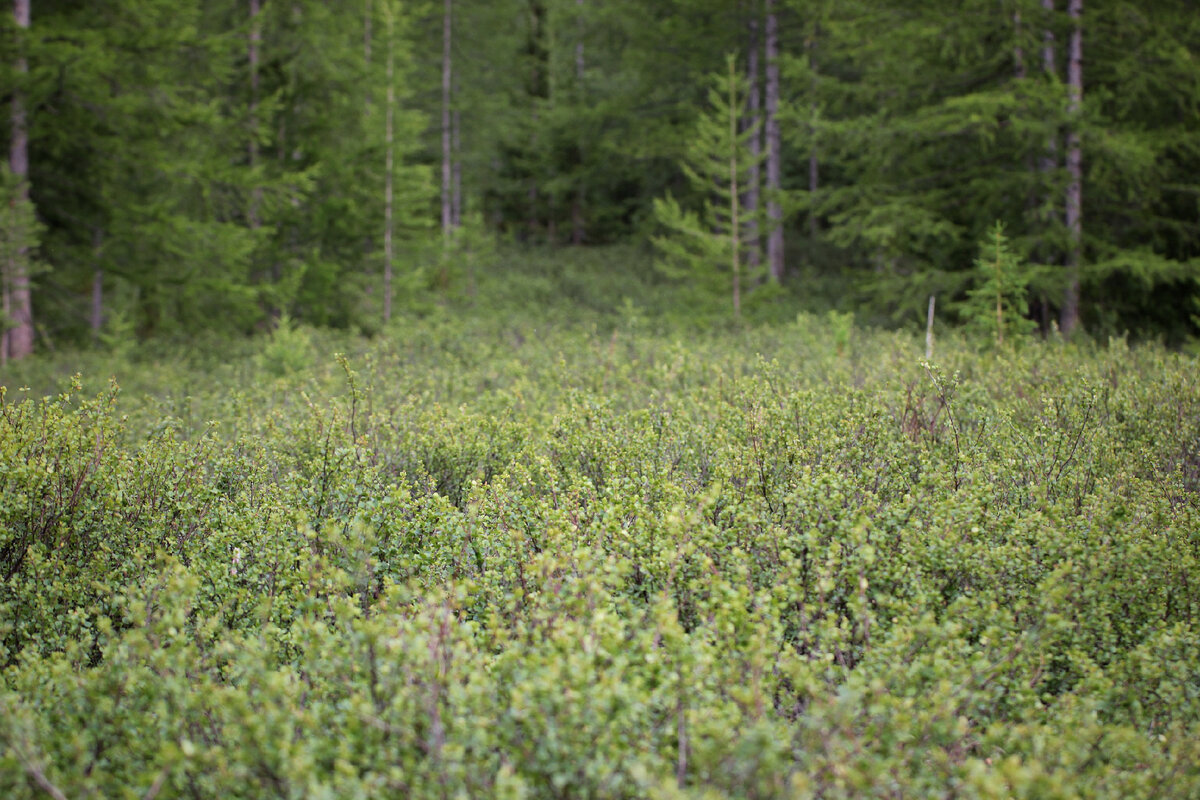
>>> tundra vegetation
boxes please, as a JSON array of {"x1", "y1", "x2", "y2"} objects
[{"x1": 1, "y1": 253, "x2": 1198, "y2": 798}]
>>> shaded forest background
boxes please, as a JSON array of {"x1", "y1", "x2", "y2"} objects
[{"x1": 2, "y1": 0, "x2": 1198, "y2": 360}]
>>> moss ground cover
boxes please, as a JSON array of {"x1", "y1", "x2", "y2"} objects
[{"x1": 1, "y1": 314, "x2": 1198, "y2": 798}]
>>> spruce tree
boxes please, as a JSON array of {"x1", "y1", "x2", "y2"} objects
[{"x1": 653, "y1": 54, "x2": 765, "y2": 317}]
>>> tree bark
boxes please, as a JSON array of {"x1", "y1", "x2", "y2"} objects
[
  {"x1": 1032, "y1": 0, "x2": 1059, "y2": 332},
  {"x1": 6, "y1": 0, "x2": 33, "y2": 361},
  {"x1": 527, "y1": 0, "x2": 548, "y2": 238},
  {"x1": 441, "y1": 0, "x2": 453, "y2": 238},
  {"x1": 764, "y1": 0, "x2": 784, "y2": 282},
  {"x1": 248, "y1": 0, "x2": 262, "y2": 230},
  {"x1": 575, "y1": 0, "x2": 584, "y2": 78},
  {"x1": 745, "y1": 4, "x2": 761, "y2": 269},
  {"x1": 1, "y1": 270, "x2": 8, "y2": 367},
  {"x1": 452, "y1": 108, "x2": 462, "y2": 228},
  {"x1": 571, "y1": 0, "x2": 585, "y2": 245},
  {"x1": 363, "y1": 0, "x2": 371, "y2": 64},
  {"x1": 1013, "y1": 8, "x2": 1025, "y2": 80},
  {"x1": 7, "y1": 0, "x2": 33, "y2": 360},
  {"x1": 1062, "y1": 0, "x2": 1082, "y2": 336},
  {"x1": 383, "y1": 6, "x2": 395, "y2": 323},
  {"x1": 729, "y1": 56, "x2": 741, "y2": 319},
  {"x1": 1040, "y1": 1, "x2": 1057, "y2": 199},
  {"x1": 807, "y1": 21, "x2": 819, "y2": 238},
  {"x1": 91, "y1": 228, "x2": 103, "y2": 342}
]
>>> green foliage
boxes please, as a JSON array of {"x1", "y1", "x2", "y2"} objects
[
  {"x1": 653, "y1": 53, "x2": 766, "y2": 316},
  {"x1": 959, "y1": 222, "x2": 1038, "y2": 345},
  {"x1": 255, "y1": 312, "x2": 315, "y2": 376},
  {"x1": 1, "y1": 316, "x2": 1198, "y2": 798}
]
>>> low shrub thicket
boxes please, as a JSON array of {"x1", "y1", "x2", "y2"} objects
[{"x1": 1, "y1": 316, "x2": 1198, "y2": 798}]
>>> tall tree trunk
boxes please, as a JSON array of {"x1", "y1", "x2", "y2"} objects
[
  {"x1": 6, "y1": 0, "x2": 33, "y2": 361},
  {"x1": 363, "y1": 0, "x2": 371, "y2": 63},
  {"x1": 571, "y1": 0, "x2": 585, "y2": 245},
  {"x1": 745, "y1": 4, "x2": 761, "y2": 270},
  {"x1": 527, "y1": 0, "x2": 548, "y2": 239},
  {"x1": 729, "y1": 56, "x2": 741, "y2": 319},
  {"x1": 1037, "y1": 0, "x2": 1058, "y2": 330},
  {"x1": 764, "y1": 0, "x2": 784, "y2": 282},
  {"x1": 1040, "y1": 0, "x2": 1057, "y2": 178},
  {"x1": 452, "y1": 108, "x2": 462, "y2": 228},
  {"x1": 364, "y1": 0, "x2": 372, "y2": 114},
  {"x1": 91, "y1": 228, "x2": 103, "y2": 342},
  {"x1": 383, "y1": 7, "x2": 395, "y2": 323},
  {"x1": 441, "y1": 0, "x2": 453, "y2": 238},
  {"x1": 807, "y1": 21, "x2": 819, "y2": 238},
  {"x1": 1062, "y1": 0, "x2": 1082, "y2": 336},
  {"x1": 1, "y1": 270, "x2": 8, "y2": 367},
  {"x1": 1014, "y1": 8, "x2": 1025, "y2": 79},
  {"x1": 248, "y1": 0, "x2": 262, "y2": 230}
]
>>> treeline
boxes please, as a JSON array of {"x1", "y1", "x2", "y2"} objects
[{"x1": 1, "y1": 0, "x2": 1198, "y2": 358}]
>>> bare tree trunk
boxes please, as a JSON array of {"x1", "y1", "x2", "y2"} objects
[
  {"x1": 383, "y1": 8, "x2": 396, "y2": 323},
  {"x1": 807, "y1": 21, "x2": 819, "y2": 238},
  {"x1": 441, "y1": 0, "x2": 453, "y2": 239},
  {"x1": 1014, "y1": 8, "x2": 1025, "y2": 79},
  {"x1": 745, "y1": 4, "x2": 761, "y2": 270},
  {"x1": 729, "y1": 56, "x2": 741, "y2": 319},
  {"x1": 452, "y1": 108, "x2": 462, "y2": 228},
  {"x1": 249, "y1": 0, "x2": 262, "y2": 230},
  {"x1": 571, "y1": 0, "x2": 585, "y2": 245},
  {"x1": 1033, "y1": 0, "x2": 1059, "y2": 333},
  {"x1": 527, "y1": 0, "x2": 548, "y2": 239},
  {"x1": 363, "y1": 0, "x2": 371, "y2": 63},
  {"x1": 7, "y1": 0, "x2": 34, "y2": 361},
  {"x1": 1, "y1": 270, "x2": 8, "y2": 367},
  {"x1": 575, "y1": 0, "x2": 584, "y2": 76},
  {"x1": 1062, "y1": 0, "x2": 1082, "y2": 336},
  {"x1": 925, "y1": 295, "x2": 936, "y2": 360},
  {"x1": 764, "y1": 0, "x2": 784, "y2": 282},
  {"x1": 91, "y1": 228, "x2": 103, "y2": 342},
  {"x1": 1040, "y1": 0, "x2": 1057, "y2": 203}
]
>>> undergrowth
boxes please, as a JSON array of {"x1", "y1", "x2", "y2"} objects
[{"x1": 1, "y1": 311, "x2": 1198, "y2": 799}]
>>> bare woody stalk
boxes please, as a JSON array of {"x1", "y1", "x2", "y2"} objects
[
  {"x1": 249, "y1": 0, "x2": 262, "y2": 230},
  {"x1": 6, "y1": 0, "x2": 34, "y2": 361},
  {"x1": 1037, "y1": 0, "x2": 1058, "y2": 331},
  {"x1": 364, "y1": 0, "x2": 371, "y2": 84},
  {"x1": 764, "y1": 0, "x2": 784, "y2": 282},
  {"x1": 452, "y1": 109, "x2": 462, "y2": 228},
  {"x1": 926, "y1": 295, "x2": 935, "y2": 359},
  {"x1": 91, "y1": 228, "x2": 103, "y2": 342},
  {"x1": 1040, "y1": 0, "x2": 1057, "y2": 240},
  {"x1": 1013, "y1": 8, "x2": 1025, "y2": 79},
  {"x1": 571, "y1": 0, "x2": 585, "y2": 244},
  {"x1": 729, "y1": 55, "x2": 741, "y2": 319},
  {"x1": 441, "y1": 0, "x2": 453, "y2": 240},
  {"x1": 744, "y1": 2, "x2": 761, "y2": 269},
  {"x1": 1062, "y1": 0, "x2": 1083, "y2": 336},
  {"x1": 383, "y1": 3, "x2": 396, "y2": 323},
  {"x1": 808, "y1": 19, "x2": 819, "y2": 237}
]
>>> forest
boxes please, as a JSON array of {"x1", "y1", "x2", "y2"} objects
[
  {"x1": 2, "y1": 2, "x2": 1200, "y2": 799},
  {"x1": 0, "y1": 0, "x2": 1198, "y2": 355}
]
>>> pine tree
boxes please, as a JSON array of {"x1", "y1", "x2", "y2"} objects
[
  {"x1": 653, "y1": 54, "x2": 765, "y2": 317},
  {"x1": 959, "y1": 222, "x2": 1036, "y2": 345}
]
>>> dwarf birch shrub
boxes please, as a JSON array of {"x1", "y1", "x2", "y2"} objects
[{"x1": 1, "y1": 317, "x2": 1198, "y2": 798}]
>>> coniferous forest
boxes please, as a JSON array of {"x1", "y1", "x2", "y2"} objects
[
  {"x1": 2, "y1": 2, "x2": 1200, "y2": 799},
  {"x1": 0, "y1": 0, "x2": 1198, "y2": 350}
]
